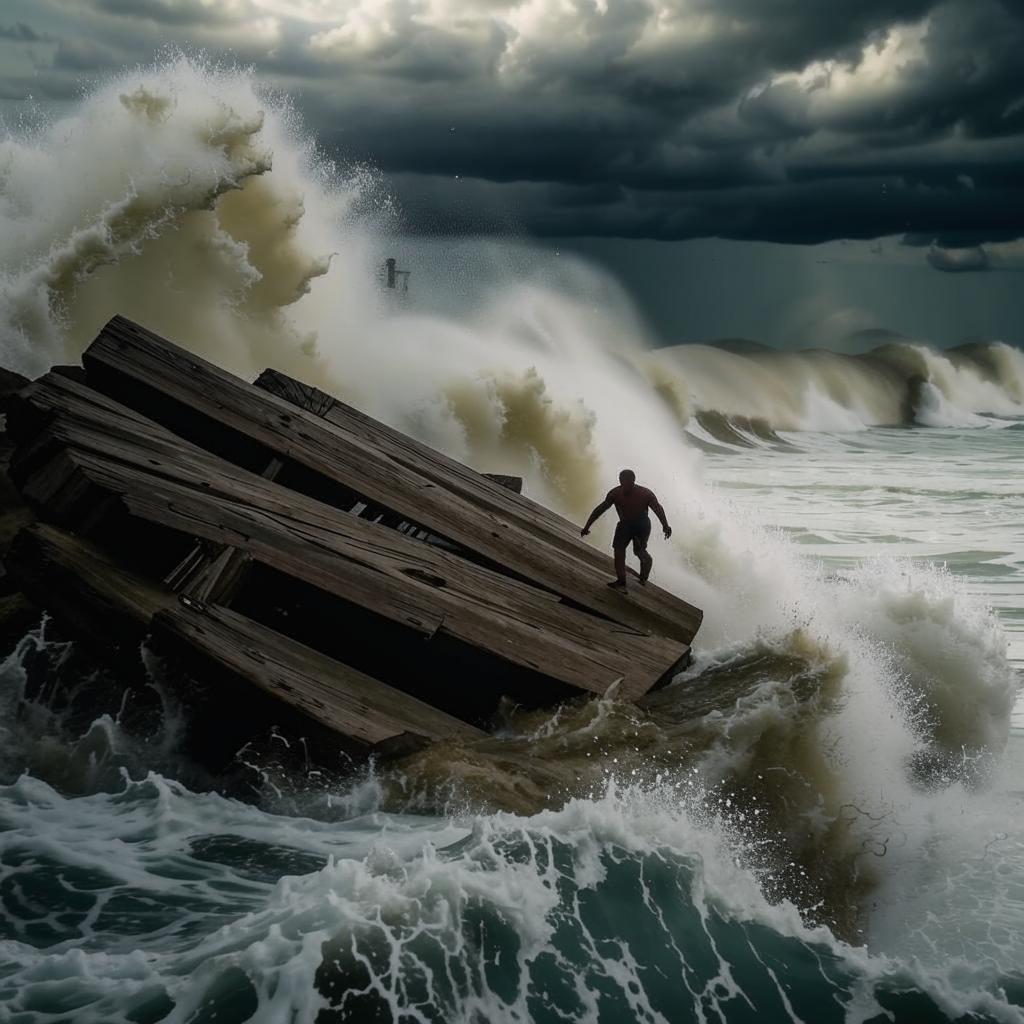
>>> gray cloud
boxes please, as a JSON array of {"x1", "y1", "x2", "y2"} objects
[
  {"x1": 294, "y1": 0, "x2": 1024, "y2": 250},
  {"x1": 5, "y1": 0, "x2": 1024, "y2": 255},
  {"x1": 52, "y1": 38, "x2": 125, "y2": 72},
  {"x1": 923, "y1": 237, "x2": 1024, "y2": 271},
  {"x1": 93, "y1": 0, "x2": 259, "y2": 27}
]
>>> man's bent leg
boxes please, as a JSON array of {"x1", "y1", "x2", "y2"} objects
[
  {"x1": 639, "y1": 552, "x2": 653, "y2": 583},
  {"x1": 634, "y1": 538, "x2": 653, "y2": 583}
]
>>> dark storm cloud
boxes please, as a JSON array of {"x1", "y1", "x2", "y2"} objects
[
  {"x1": 388, "y1": 166, "x2": 1024, "y2": 247},
  {"x1": 911, "y1": 235, "x2": 1024, "y2": 272},
  {"x1": 738, "y1": 0, "x2": 1024, "y2": 145},
  {"x1": 5, "y1": 0, "x2": 1024, "y2": 253},
  {"x1": 92, "y1": 0, "x2": 258, "y2": 27},
  {"x1": 297, "y1": 0, "x2": 1024, "y2": 250}
]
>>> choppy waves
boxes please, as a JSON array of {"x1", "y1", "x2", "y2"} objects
[{"x1": 3, "y1": 770, "x2": 1023, "y2": 1024}]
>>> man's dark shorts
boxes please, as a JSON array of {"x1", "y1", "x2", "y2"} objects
[{"x1": 613, "y1": 515, "x2": 652, "y2": 550}]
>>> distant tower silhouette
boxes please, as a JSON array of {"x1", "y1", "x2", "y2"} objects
[{"x1": 381, "y1": 257, "x2": 410, "y2": 294}]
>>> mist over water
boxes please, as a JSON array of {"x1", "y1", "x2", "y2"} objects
[{"x1": 1, "y1": 57, "x2": 1023, "y2": 1022}]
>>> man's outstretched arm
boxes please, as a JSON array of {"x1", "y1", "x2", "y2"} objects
[
  {"x1": 649, "y1": 496, "x2": 672, "y2": 539},
  {"x1": 581, "y1": 496, "x2": 613, "y2": 536}
]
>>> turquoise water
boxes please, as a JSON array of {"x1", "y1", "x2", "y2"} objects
[{"x1": 2, "y1": 773, "x2": 1021, "y2": 1024}]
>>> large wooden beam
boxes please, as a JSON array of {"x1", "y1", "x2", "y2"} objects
[
  {"x1": 5, "y1": 522, "x2": 173, "y2": 649},
  {"x1": 256, "y1": 368, "x2": 574, "y2": 544},
  {"x1": 83, "y1": 317, "x2": 701, "y2": 644},
  {"x1": 483, "y1": 474, "x2": 523, "y2": 494},
  {"x1": 5, "y1": 457, "x2": 482, "y2": 759},
  {"x1": 152, "y1": 598, "x2": 485, "y2": 748},
  {"x1": 20, "y1": 441, "x2": 687, "y2": 699}
]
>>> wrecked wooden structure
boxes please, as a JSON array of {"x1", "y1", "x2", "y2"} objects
[{"x1": 2, "y1": 316, "x2": 702, "y2": 767}]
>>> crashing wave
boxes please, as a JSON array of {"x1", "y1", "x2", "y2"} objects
[{"x1": 644, "y1": 340, "x2": 1024, "y2": 435}]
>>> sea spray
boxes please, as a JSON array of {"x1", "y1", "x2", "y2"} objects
[{"x1": 0, "y1": 55, "x2": 371, "y2": 380}]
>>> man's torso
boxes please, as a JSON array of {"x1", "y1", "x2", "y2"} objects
[{"x1": 608, "y1": 484, "x2": 654, "y2": 522}]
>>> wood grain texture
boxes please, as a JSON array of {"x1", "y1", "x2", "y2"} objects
[
  {"x1": 22, "y1": 443, "x2": 687, "y2": 698},
  {"x1": 86, "y1": 317, "x2": 702, "y2": 644},
  {"x1": 6, "y1": 521, "x2": 174, "y2": 646},
  {"x1": 5, "y1": 316, "x2": 702, "y2": 758},
  {"x1": 153, "y1": 599, "x2": 484, "y2": 746}
]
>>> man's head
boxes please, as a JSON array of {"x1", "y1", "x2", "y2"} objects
[{"x1": 619, "y1": 469, "x2": 636, "y2": 491}]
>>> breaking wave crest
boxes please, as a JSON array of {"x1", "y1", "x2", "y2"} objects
[{"x1": 647, "y1": 340, "x2": 1024, "y2": 445}]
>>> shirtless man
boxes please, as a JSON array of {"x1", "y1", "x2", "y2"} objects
[{"x1": 580, "y1": 469, "x2": 672, "y2": 590}]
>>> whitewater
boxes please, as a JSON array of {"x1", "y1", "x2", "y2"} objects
[{"x1": 0, "y1": 58, "x2": 1022, "y2": 1023}]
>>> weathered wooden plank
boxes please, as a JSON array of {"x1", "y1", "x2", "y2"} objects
[
  {"x1": 120, "y1": 458, "x2": 681, "y2": 697},
  {"x1": 5, "y1": 522, "x2": 174, "y2": 647},
  {"x1": 19, "y1": 448, "x2": 108, "y2": 522},
  {"x1": 88, "y1": 319, "x2": 688, "y2": 638},
  {"x1": 15, "y1": 357, "x2": 697, "y2": 653},
  {"x1": 7, "y1": 372, "x2": 204, "y2": 491},
  {"x1": 5, "y1": 436, "x2": 481, "y2": 759},
  {"x1": 10, "y1": 373, "x2": 692, "y2": 688},
  {"x1": 6, "y1": 369, "x2": 153, "y2": 447},
  {"x1": 253, "y1": 371, "x2": 336, "y2": 417},
  {"x1": 85, "y1": 317, "x2": 701, "y2": 644},
  {"x1": 258, "y1": 368, "x2": 608, "y2": 564},
  {"x1": 153, "y1": 598, "x2": 484, "y2": 747},
  {"x1": 172, "y1": 455, "x2": 285, "y2": 601},
  {"x1": 23, "y1": 443, "x2": 687, "y2": 698},
  {"x1": 10, "y1": 376, "x2": 271, "y2": 499}
]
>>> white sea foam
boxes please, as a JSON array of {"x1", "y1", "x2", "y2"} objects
[
  {"x1": 1, "y1": 773, "x2": 1020, "y2": 1023},
  {"x1": 914, "y1": 381, "x2": 1001, "y2": 428}
]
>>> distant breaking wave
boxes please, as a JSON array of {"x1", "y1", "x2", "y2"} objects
[{"x1": 643, "y1": 340, "x2": 1024, "y2": 447}]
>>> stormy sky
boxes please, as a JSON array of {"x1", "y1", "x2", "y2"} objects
[{"x1": 2, "y1": 0, "x2": 1022, "y2": 346}]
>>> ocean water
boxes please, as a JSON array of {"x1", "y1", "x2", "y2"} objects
[{"x1": 1, "y1": 58, "x2": 1023, "y2": 1023}]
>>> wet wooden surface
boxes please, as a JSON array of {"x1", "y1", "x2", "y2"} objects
[
  {"x1": 154, "y1": 598, "x2": 485, "y2": 747},
  {"x1": 4, "y1": 314, "x2": 704, "y2": 756},
  {"x1": 19, "y1": 441, "x2": 687, "y2": 699},
  {"x1": 86, "y1": 316, "x2": 702, "y2": 644},
  {"x1": 6, "y1": 521, "x2": 173, "y2": 648}
]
